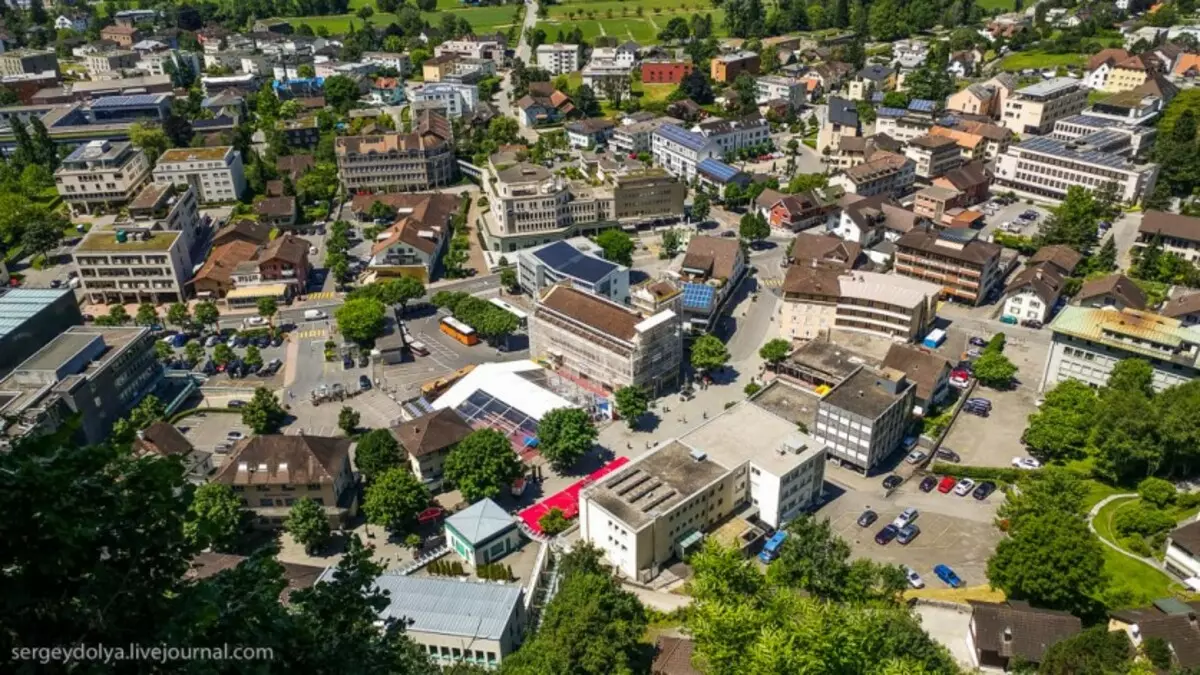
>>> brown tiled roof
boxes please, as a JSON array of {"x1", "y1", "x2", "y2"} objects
[
  {"x1": 908, "y1": 134, "x2": 959, "y2": 150},
  {"x1": 1171, "y1": 520, "x2": 1200, "y2": 557},
  {"x1": 186, "y1": 552, "x2": 324, "y2": 604},
  {"x1": 1141, "y1": 614, "x2": 1200, "y2": 669},
  {"x1": 214, "y1": 435, "x2": 351, "y2": 487},
  {"x1": 956, "y1": 120, "x2": 1010, "y2": 142},
  {"x1": 102, "y1": 24, "x2": 139, "y2": 35},
  {"x1": 652, "y1": 637, "x2": 701, "y2": 675},
  {"x1": 1005, "y1": 262, "x2": 1066, "y2": 306},
  {"x1": 1075, "y1": 273, "x2": 1147, "y2": 310},
  {"x1": 276, "y1": 153, "x2": 315, "y2": 179},
  {"x1": 265, "y1": 180, "x2": 285, "y2": 197},
  {"x1": 255, "y1": 196, "x2": 296, "y2": 218},
  {"x1": 371, "y1": 216, "x2": 444, "y2": 257},
  {"x1": 390, "y1": 408, "x2": 473, "y2": 459},
  {"x1": 297, "y1": 96, "x2": 326, "y2": 109},
  {"x1": 781, "y1": 263, "x2": 842, "y2": 296},
  {"x1": 1141, "y1": 210, "x2": 1200, "y2": 243},
  {"x1": 194, "y1": 240, "x2": 260, "y2": 286},
  {"x1": 132, "y1": 420, "x2": 194, "y2": 457},
  {"x1": 881, "y1": 344, "x2": 950, "y2": 403},
  {"x1": 682, "y1": 236, "x2": 741, "y2": 281},
  {"x1": 260, "y1": 232, "x2": 310, "y2": 266},
  {"x1": 415, "y1": 109, "x2": 453, "y2": 140},
  {"x1": 1029, "y1": 244, "x2": 1083, "y2": 274},
  {"x1": 349, "y1": 192, "x2": 460, "y2": 231},
  {"x1": 936, "y1": 160, "x2": 990, "y2": 191},
  {"x1": 791, "y1": 233, "x2": 862, "y2": 269},
  {"x1": 1088, "y1": 48, "x2": 1130, "y2": 71},
  {"x1": 969, "y1": 601, "x2": 1082, "y2": 664},
  {"x1": 844, "y1": 151, "x2": 909, "y2": 182},
  {"x1": 897, "y1": 226, "x2": 1001, "y2": 266},
  {"x1": 213, "y1": 219, "x2": 272, "y2": 247},
  {"x1": 754, "y1": 187, "x2": 786, "y2": 210},
  {"x1": 1162, "y1": 292, "x2": 1200, "y2": 319},
  {"x1": 538, "y1": 284, "x2": 642, "y2": 341}
]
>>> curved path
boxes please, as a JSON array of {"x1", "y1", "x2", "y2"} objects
[{"x1": 1087, "y1": 494, "x2": 1167, "y2": 572}]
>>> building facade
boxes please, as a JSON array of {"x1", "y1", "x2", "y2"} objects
[
  {"x1": 54, "y1": 140, "x2": 151, "y2": 214},
  {"x1": 995, "y1": 133, "x2": 1158, "y2": 204},
  {"x1": 814, "y1": 365, "x2": 915, "y2": 472},
  {"x1": 710, "y1": 51, "x2": 759, "y2": 83},
  {"x1": 151, "y1": 146, "x2": 246, "y2": 203},
  {"x1": 335, "y1": 129, "x2": 456, "y2": 193},
  {"x1": 516, "y1": 238, "x2": 630, "y2": 303},
  {"x1": 894, "y1": 227, "x2": 1002, "y2": 306},
  {"x1": 778, "y1": 268, "x2": 940, "y2": 342},
  {"x1": 1001, "y1": 77, "x2": 1088, "y2": 135},
  {"x1": 215, "y1": 435, "x2": 357, "y2": 528},
  {"x1": 904, "y1": 134, "x2": 963, "y2": 180},
  {"x1": 651, "y1": 124, "x2": 720, "y2": 181},
  {"x1": 536, "y1": 43, "x2": 580, "y2": 75}
]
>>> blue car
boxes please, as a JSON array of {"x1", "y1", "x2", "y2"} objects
[{"x1": 934, "y1": 564, "x2": 963, "y2": 588}]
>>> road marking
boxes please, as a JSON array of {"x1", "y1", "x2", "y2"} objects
[
  {"x1": 295, "y1": 329, "x2": 328, "y2": 340},
  {"x1": 307, "y1": 291, "x2": 336, "y2": 300},
  {"x1": 759, "y1": 278, "x2": 783, "y2": 288}
]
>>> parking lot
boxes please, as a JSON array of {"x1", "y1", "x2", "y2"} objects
[
  {"x1": 979, "y1": 200, "x2": 1054, "y2": 241},
  {"x1": 816, "y1": 473, "x2": 1003, "y2": 588},
  {"x1": 177, "y1": 412, "x2": 254, "y2": 465}
]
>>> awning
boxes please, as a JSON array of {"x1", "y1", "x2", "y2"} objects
[{"x1": 225, "y1": 283, "x2": 289, "y2": 300}]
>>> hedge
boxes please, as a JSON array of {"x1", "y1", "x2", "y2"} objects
[
  {"x1": 169, "y1": 407, "x2": 241, "y2": 424},
  {"x1": 929, "y1": 462, "x2": 1025, "y2": 484}
]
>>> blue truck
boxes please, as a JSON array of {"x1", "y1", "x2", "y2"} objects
[
  {"x1": 759, "y1": 531, "x2": 788, "y2": 564},
  {"x1": 923, "y1": 329, "x2": 947, "y2": 349}
]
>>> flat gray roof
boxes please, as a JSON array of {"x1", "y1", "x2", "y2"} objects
[
  {"x1": 587, "y1": 440, "x2": 730, "y2": 529},
  {"x1": 1016, "y1": 77, "x2": 1080, "y2": 99},
  {"x1": 370, "y1": 575, "x2": 522, "y2": 640},
  {"x1": 681, "y1": 401, "x2": 825, "y2": 475},
  {"x1": 821, "y1": 366, "x2": 912, "y2": 419},
  {"x1": 19, "y1": 326, "x2": 142, "y2": 373}
]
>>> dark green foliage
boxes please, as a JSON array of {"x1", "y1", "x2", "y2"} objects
[{"x1": 1038, "y1": 625, "x2": 1134, "y2": 675}]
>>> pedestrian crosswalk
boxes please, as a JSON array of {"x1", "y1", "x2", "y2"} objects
[
  {"x1": 307, "y1": 291, "x2": 336, "y2": 300},
  {"x1": 294, "y1": 328, "x2": 328, "y2": 340},
  {"x1": 760, "y1": 277, "x2": 784, "y2": 288}
]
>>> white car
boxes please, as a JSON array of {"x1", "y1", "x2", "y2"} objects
[
  {"x1": 246, "y1": 316, "x2": 267, "y2": 326},
  {"x1": 227, "y1": 431, "x2": 245, "y2": 440},
  {"x1": 953, "y1": 478, "x2": 976, "y2": 496},
  {"x1": 893, "y1": 507, "x2": 919, "y2": 529},
  {"x1": 905, "y1": 566, "x2": 925, "y2": 589},
  {"x1": 1012, "y1": 457, "x2": 1042, "y2": 470},
  {"x1": 905, "y1": 450, "x2": 927, "y2": 464}
]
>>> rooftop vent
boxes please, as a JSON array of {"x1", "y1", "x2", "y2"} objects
[{"x1": 689, "y1": 449, "x2": 707, "y2": 462}]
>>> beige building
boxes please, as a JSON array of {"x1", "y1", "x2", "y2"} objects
[
  {"x1": 779, "y1": 267, "x2": 940, "y2": 342},
  {"x1": 54, "y1": 140, "x2": 151, "y2": 214},
  {"x1": 579, "y1": 401, "x2": 827, "y2": 581},
  {"x1": 85, "y1": 50, "x2": 139, "y2": 76},
  {"x1": 152, "y1": 146, "x2": 247, "y2": 203},
  {"x1": 1136, "y1": 210, "x2": 1200, "y2": 263},
  {"x1": 829, "y1": 151, "x2": 915, "y2": 198},
  {"x1": 1001, "y1": 77, "x2": 1088, "y2": 135},
  {"x1": 0, "y1": 49, "x2": 58, "y2": 77},
  {"x1": 214, "y1": 434, "x2": 358, "y2": 528},
  {"x1": 536, "y1": 43, "x2": 580, "y2": 75},
  {"x1": 531, "y1": 285, "x2": 682, "y2": 394},
  {"x1": 389, "y1": 408, "x2": 474, "y2": 491},
  {"x1": 335, "y1": 120, "x2": 456, "y2": 193},
  {"x1": 894, "y1": 227, "x2": 1003, "y2": 306},
  {"x1": 904, "y1": 134, "x2": 963, "y2": 180}
]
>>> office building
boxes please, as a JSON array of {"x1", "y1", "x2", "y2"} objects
[
  {"x1": 612, "y1": 116, "x2": 679, "y2": 155},
  {"x1": 1001, "y1": 77, "x2": 1088, "y2": 135},
  {"x1": 0, "y1": 50, "x2": 58, "y2": 77},
  {"x1": 0, "y1": 289, "x2": 83, "y2": 379},
  {"x1": 1136, "y1": 210, "x2": 1200, "y2": 263},
  {"x1": 894, "y1": 226, "x2": 1003, "y2": 306},
  {"x1": 828, "y1": 151, "x2": 915, "y2": 198},
  {"x1": 814, "y1": 365, "x2": 915, "y2": 472},
  {"x1": 579, "y1": 400, "x2": 826, "y2": 580},
  {"x1": 536, "y1": 43, "x2": 580, "y2": 75},
  {"x1": 651, "y1": 124, "x2": 720, "y2": 181},
  {"x1": 54, "y1": 140, "x2": 152, "y2": 214},
  {"x1": 334, "y1": 117, "x2": 456, "y2": 193},
  {"x1": 530, "y1": 284, "x2": 682, "y2": 394},
  {"x1": 215, "y1": 434, "x2": 357, "y2": 527},
  {"x1": 408, "y1": 81, "x2": 477, "y2": 119},
  {"x1": 710, "y1": 51, "x2": 759, "y2": 83},
  {"x1": 779, "y1": 268, "x2": 939, "y2": 342},
  {"x1": 995, "y1": 133, "x2": 1158, "y2": 204},
  {"x1": 904, "y1": 134, "x2": 963, "y2": 180},
  {"x1": 755, "y1": 75, "x2": 806, "y2": 107},
  {"x1": 517, "y1": 237, "x2": 630, "y2": 303},
  {"x1": 641, "y1": 60, "x2": 692, "y2": 85},
  {"x1": 152, "y1": 146, "x2": 246, "y2": 203},
  {"x1": 84, "y1": 50, "x2": 139, "y2": 76},
  {"x1": 1041, "y1": 306, "x2": 1200, "y2": 393},
  {"x1": 0, "y1": 326, "x2": 160, "y2": 448},
  {"x1": 695, "y1": 114, "x2": 770, "y2": 156},
  {"x1": 1052, "y1": 112, "x2": 1157, "y2": 158}
]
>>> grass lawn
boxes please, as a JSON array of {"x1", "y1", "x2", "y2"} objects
[
  {"x1": 537, "y1": 6, "x2": 726, "y2": 43},
  {"x1": 1092, "y1": 495, "x2": 1137, "y2": 548},
  {"x1": 633, "y1": 81, "x2": 675, "y2": 102},
  {"x1": 1103, "y1": 548, "x2": 1182, "y2": 608},
  {"x1": 999, "y1": 50, "x2": 1086, "y2": 72},
  {"x1": 977, "y1": 0, "x2": 1016, "y2": 10},
  {"x1": 1082, "y1": 478, "x2": 1125, "y2": 512},
  {"x1": 280, "y1": 3, "x2": 523, "y2": 35}
]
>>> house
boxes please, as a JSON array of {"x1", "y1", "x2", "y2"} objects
[
  {"x1": 1163, "y1": 292, "x2": 1200, "y2": 328},
  {"x1": 187, "y1": 552, "x2": 322, "y2": 603},
  {"x1": 193, "y1": 230, "x2": 311, "y2": 303},
  {"x1": 1074, "y1": 273, "x2": 1146, "y2": 311},
  {"x1": 829, "y1": 151, "x2": 914, "y2": 199},
  {"x1": 132, "y1": 420, "x2": 212, "y2": 484},
  {"x1": 213, "y1": 434, "x2": 357, "y2": 528},
  {"x1": 881, "y1": 343, "x2": 951, "y2": 414},
  {"x1": 947, "y1": 83, "x2": 998, "y2": 118},
  {"x1": 892, "y1": 40, "x2": 928, "y2": 70},
  {"x1": 1137, "y1": 210, "x2": 1200, "y2": 263},
  {"x1": 761, "y1": 191, "x2": 837, "y2": 232},
  {"x1": 1002, "y1": 262, "x2": 1067, "y2": 325},
  {"x1": 566, "y1": 117, "x2": 616, "y2": 149},
  {"x1": 1085, "y1": 48, "x2": 1130, "y2": 91},
  {"x1": 354, "y1": 192, "x2": 459, "y2": 283},
  {"x1": 809, "y1": 61, "x2": 854, "y2": 91},
  {"x1": 677, "y1": 235, "x2": 746, "y2": 332},
  {"x1": 444, "y1": 498, "x2": 521, "y2": 566},
  {"x1": 789, "y1": 232, "x2": 864, "y2": 269},
  {"x1": 848, "y1": 64, "x2": 894, "y2": 101},
  {"x1": 968, "y1": 601, "x2": 1082, "y2": 671},
  {"x1": 101, "y1": 24, "x2": 142, "y2": 48},
  {"x1": 818, "y1": 96, "x2": 861, "y2": 155},
  {"x1": 933, "y1": 161, "x2": 990, "y2": 206},
  {"x1": 55, "y1": 13, "x2": 89, "y2": 32},
  {"x1": 831, "y1": 193, "x2": 919, "y2": 249},
  {"x1": 515, "y1": 88, "x2": 574, "y2": 127},
  {"x1": 370, "y1": 77, "x2": 405, "y2": 105},
  {"x1": 1109, "y1": 598, "x2": 1200, "y2": 672},
  {"x1": 390, "y1": 408, "x2": 474, "y2": 490},
  {"x1": 254, "y1": 196, "x2": 297, "y2": 229},
  {"x1": 947, "y1": 50, "x2": 982, "y2": 78}
]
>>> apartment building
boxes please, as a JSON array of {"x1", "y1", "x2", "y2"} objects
[
  {"x1": 54, "y1": 140, "x2": 151, "y2": 214},
  {"x1": 874, "y1": 108, "x2": 934, "y2": 143},
  {"x1": 408, "y1": 81, "x2": 478, "y2": 118},
  {"x1": 1136, "y1": 210, "x2": 1200, "y2": 263},
  {"x1": 612, "y1": 116, "x2": 679, "y2": 155},
  {"x1": 1042, "y1": 306, "x2": 1200, "y2": 392},
  {"x1": 361, "y1": 51, "x2": 413, "y2": 76},
  {"x1": 390, "y1": 408, "x2": 474, "y2": 491},
  {"x1": 536, "y1": 43, "x2": 580, "y2": 75},
  {"x1": 894, "y1": 226, "x2": 1003, "y2": 306},
  {"x1": 583, "y1": 48, "x2": 633, "y2": 99},
  {"x1": 0, "y1": 326, "x2": 160, "y2": 448},
  {"x1": 829, "y1": 151, "x2": 915, "y2": 198},
  {"x1": 711, "y1": 51, "x2": 759, "y2": 83},
  {"x1": 779, "y1": 267, "x2": 939, "y2": 342},
  {"x1": 814, "y1": 365, "x2": 915, "y2": 472},
  {"x1": 695, "y1": 114, "x2": 770, "y2": 156},
  {"x1": 334, "y1": 125, "x2": 456, "y2": 193},
  {"x1": 566, "y1": 117, "x2": 616, "y2": 149},
  {"x1": 995, "y1": 133, "x2": 1158, "y2": 204},
  {"x1": 0, "y1": 50, "x2": 58, "y2": 77},
  {"x1": 73, "y1": 183, "x2": 200, "y2": 305},
  {"x1": 1001, "y1": 77, "x2": 1088, "y2": 135},
  {"x1": 531, "y1": 284, "x2": 681, "y2": 394},
  {"x1": 580, "y1": 401, "x2": 826, "y2": 580},
  {"x1": 651, "y1": 123, "x2": 720, "y2": 181},
  {"x1": 755, "y1": 75, "x2": 806, "y2": 107},
  {"x1": 913, "y1": 186, "x2": 962, "y2": 222},
  {"x1": 85, "y1": 50, "x2": 138, "y2": 76},
  {"x1": 817, "y1": 97, "x2": 861, "y2": 155},
  {"x1": 434, "y1": 36, "x2": 506, "y2": 64},
  {"x1": 929, "y1": 120, "x2": 1011, "y2": 161},
  {"x1": 904, "y1": 134, "x2": 963, "y2": 180},
  {"x1": 678, "y1": 236, "x2": 746, "y2": 332},
  {"x1": 151, "y1": 146, "x2": 246, "y2": 203},
  {"x1": 215, "y1": 435, "x2": 357, "y2": 528},
  {"x1": 1001, "y1": 245, "x2": 1081, "y2": 325},
  {"x1": 641, "y1": 60, "x2": 692, "y2": 85},
  {"x1": 517, "y1": 237, "x2": 630, "y2": 303}
]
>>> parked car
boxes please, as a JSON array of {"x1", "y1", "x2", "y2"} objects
[
  {"x1": 905, "y1": 450, "x2": 927, "y2": 464},
  {"x1": 937, "y1": 476, "x2": 958, "y2": 493},
  {"x1": 972, "y1": 481, "x2": 997, "y2": 500},
  {"x1": 343, "y1": 355, "x2": 354, "y2": 369},
  {"x1": 936, "y1": 448, "x2": 961, "y2": 463},
  {"x1": 893, "y1": 507, "x2": 919, "y2": 529},
  {"x1": 934, "y1": 564, "x2": 963, "y2": 588},
  {"x1": 227, "y1": 431, "x2": 245, "y2": 440},
  {"x1": 903, "y1": 436, "x2": 919, "y2": 452},
  {"x1": 1021, "y1": 319, "x2": 1044, "y2": 329},
  {"x1": 882, "y1": 474, "x2": 903, "y2": 490},
  {"x1": 963, "y1": 403, "x2": 990, "y2": 417},
  {"x1": 968, "y1": 336, "x2": 989, "y2": 347},
  {"x1": 204, "y1": 335, "x2": 221, "y2": 348},
  {"x1": 953, "y1": 478, "x2": 977, "y2": 496},
  {"x1": 358, "y1": 353, "x2": 369, "y2": 367},
  {"x1": 359, "y1": 374, "x2": 372, "y2": 391},
  {"x1": 857, "y1": 510, "x2": 879, "y2": 527},
  {"x1": 966, "y1": 397, "x2": 992, "y2": 409},
  {"x1": 949, "y1": 369, "x2": 971, "y2": 388},
  {"x1": 247, "y1": 317, "x2": 267, "y2": 326},
  {"x1": 874, "y1": 524, "x2": 900, "y2": 545},
  {"x1": 1012, "y1": 457, "x2": 1042, "y2": 470},
  {"x1": 905, "y1": 567, "x2": 925, "y2": 589},
  {"x1": 919, "y1": 476, "x2": 938, "y2": 492},
  {"x1": 271, "y1": 335, "x2": 284, "y2": 347},
  {"x1": 227, "y1": 400, "x2": 247, "y2": 409},
  {"x1": 897, "y1": 524, "x2": 921, "y2": 545}
]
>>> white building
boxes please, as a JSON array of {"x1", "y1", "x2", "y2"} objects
[
  {"x1": 516, "y1": 237, "x2": 630, "y2": 303},
  {"x1": 582, "y1": 60, "x2": 632, "y2": 99},
  {"x1": 443, "y1": 498, "x2": 521, "y2": 567},
  {"x1": 1165, "y1": 521, "x2": 1200, "y2": 582},
  {"x1": 755, "y1": 75, "x2": 806, "y2": 107},
  {"x1": 536, "y1": 43, "x2": 580, "y2": 75},
  {"x1": 695, "y1": 114, "x2": 770, "y2": 156},
  {"x1": 814, "y1": 365, "x2": 915, "y2": 472},
  {"x1": 651, "y1": 124, "x2": 720, "y2": 181},
  {"x1": 54, "y1": 140, "x2": 151, "y2": 214},
  {"x1": 362, "y1": 51, "x2": 413, "y2": 76},
  {"x1": 579, "y1": 401, "x2": 826, "y2": 580},
  {"x1": 1001, "y1": 77, "x2": 1088, "y2": 135},
  {"x1": 408, "y1": 81, "x2": 478, "y2": 119},
  {"x1": 434, "y1": 36, "x2": 506, "y2": 64},
  {"x1": 612, "y1": 116, "x2": 678, "y2": 155},
  {"x1": 151, "y1": 146, "x2": 246, "y2": 203},
  {"x1": 892, "y1": 39, "x2": 929, "y2": 69},
  {"x1": 1041, "y1": 305, "x2": 1200, "y2": 393},
  {"x1": 995, "y1": 133, "x2": 1158, "y2": 204},
  {"x1": 779, "y1": 267, "x2": 939, "y2": 342}
]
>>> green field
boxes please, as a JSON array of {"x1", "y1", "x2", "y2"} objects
[
  {"x1": 279, "y1": 1, "x2": 524, "y2": 36},
  {"x1": 977, "y1": 0, "x2": 1016, "y2": 10},
  {"x1": 999, "y1": 50, "x2": 1085, "y2": 72}
]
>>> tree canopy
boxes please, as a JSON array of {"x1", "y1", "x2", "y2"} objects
[
  {"x1": 536, "y1": 408, "x2": 598, "y2": 472},
  {"x1": 444, "y1": 429, "x2": 524, "y2": 503},
  {"x1": 242, "y1": 387, "x2": 287, "y2": 434},
  {"x1": 690, "y1": 334, "x2": 730, "y2": 373},
  {"x1": 595, "y1": 229, "x2": 635, "y2": 267},
  {"x1": 336, "y1": 297, "x2": 388, "y2": 346},
  {"x1": 363, "y1": 467, "x2": 431, "y2": 533},
  {"x1": 355, "y1": 429, "x2": 404, "y2": 482}
]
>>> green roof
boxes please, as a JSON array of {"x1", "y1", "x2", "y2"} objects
[
  {"x1": 1049, "y1": 305, "x2": 1200, "y2": 366},
  {"x1": 75, "y1": 228, "x2": 180, "y2": 252}
]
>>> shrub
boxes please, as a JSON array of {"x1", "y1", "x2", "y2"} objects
[
  {"x1": 744, "y1": 382, "x2": 762, "y2": 396},
  {"x1": 1113, "y1": 502, "x2": 1175, "y2": 538},
  {"x1": 1122, "y1": 535, "x2": 1153, "y2": 557},
  {"x1": 1178, "y1": 492, "x2": 1200, "y2": 510},
  {"x1": 1137, "y1": 477, "x2": 1177, "y2": 508}
]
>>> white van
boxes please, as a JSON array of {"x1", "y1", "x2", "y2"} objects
[{"x1": 303, "y1": 309, "x2": 327, "y2": 321}]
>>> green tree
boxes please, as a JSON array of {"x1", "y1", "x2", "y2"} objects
[
  {"x1": 257, "y1": 296, "x2": 277, "y2": 327},
  {"x1": 538, "y1": 508, "x2": 571, "y2": 535},
  {"x1": 972, "y1": 350, "x2": 1018, "y2": 389},
  {"x1": 613, "y1": 386, "x2": 649, "y2": 429},
  {"x1": 135, "y1": 302, "x2": 159, "y2": 327},
  {"x1": 738, "y1": 211, "x2": 770, "y2": 244},
  {"x1": 987, "y1": 513, "x2": 1106, "y2": 618},
  {"x1": 537, "y1": 408, "x2": 598, "y2": 471},
  {"x1": 997, "y1": 466, "x2": 1090, "y2": 532},
  {"x1": 286, "y1": 497, "x2": 331, "y2": 554},
  {"x1": 444, "y1": 429, "x2": 524, "y2": 503},
  {"x1": 1038, "y1": 185, "x2": 1104, "y2": 254},
  {"x1": 1107, "y1": 358, "x2": 1155, "y2": 399},
  {"x1": 112, "y1": 393, "x2": 167, "y2": 442},
  {"x1": 500, "y1": 267, "x2": 519, "y2": 293},
  {"x1": 185, "y1": 483, "x2": 244, "y2": 551},
  {"x1": 184, "y1": 341, "x2": 204, "y2": 365},
  {"x1": 194, "y1": 301, "x2": 220, "y2": 330},
  {"x1": 128, "y1": 122, "x2": 169, "y2": 165},
  {"x1": 243, "y1": 345, "x2": 264, "y2": 370},
  {"x1": 21, "y1": 214, "x2": 64, "y2": 262},
  {"x1": 354, "y1": 429, "x2": 403, "y2": 482},
  {"x1": 690, "y1": 333, "x2": 730, "y2": 374},
  {"x1": 336, "y1": 297, "x2": 387, "y2": 346},
  {"x1": 595, "y1": 229, "x2": 635, "y2": 266},
  {"x1": 1137, "y1": 476, "x2": 1177, "y2": 508},
  {"x1": 323, "y1": 75, "x2": 361, "y2": 113},
  {"x1": 1039, "y1": 626, "x2": 1135, "y2": 675},
  {"x1": 166, "y1": 302, "x2": 191, "y2": 330},
  {"x1": 691, "y1": 191, "x2": 711, "y2": 222},
  {"x1": 242, "y1": 387, "x2": 287, "y2": 434},
  {"x1": 338, "y1": 406, "x2": 361, "y2": 435},
  {"x1": 107, "y1": 304, "x2": 130, "y2": 325},
  {"x1": 363, "y1": 467, "x2": 431, "y2": 533},
  {"x1": 154, "y1": 340, "x2": 174, "y2": 362},
  {"x1": 212, "y1": 343, "x2": 234, "y2": 366},
  {"x1": 1023, "y1": 379, "x2": 1097, "y2": 462},
  {"x1": 758, "y1": 338, "x2": 791, "y2": 369},
  {"x1": 661, "y1": 229, "x2": 683, "y2": 258}
]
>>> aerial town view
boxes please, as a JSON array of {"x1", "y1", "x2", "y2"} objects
[{"x1": 8, "y1": 0, "x2": 1200, "y2": 671}]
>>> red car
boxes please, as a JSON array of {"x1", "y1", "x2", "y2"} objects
[
  {"x1": 949, "y1": 369, "x2": 971, "y2": 388},
  {"x1": 937, "y1": 476, "x2": 958, "y2": 494}
]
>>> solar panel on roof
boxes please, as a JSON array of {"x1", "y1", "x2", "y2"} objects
[
  {"x1": 876, "y1": 107, "x2": 906, "y2": 118},
  {"x1": 681, "y1": 283, "x2": 715, "y2": 310},
  {"x1": 656, "y1": 124, "x2": 709, "y2": 152},
  {"x1": 531, "y1": 241, "x2": 618, "y2": 283},
  {"x1": 908, "y1": 99, "x2": 936, "y2": 112},
  {"x1": 90, "y1": 94, "x2": 167, "y2": 108},
  {"x1": 697, "y1": 158, "x2": 740, "y2": 183}
]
